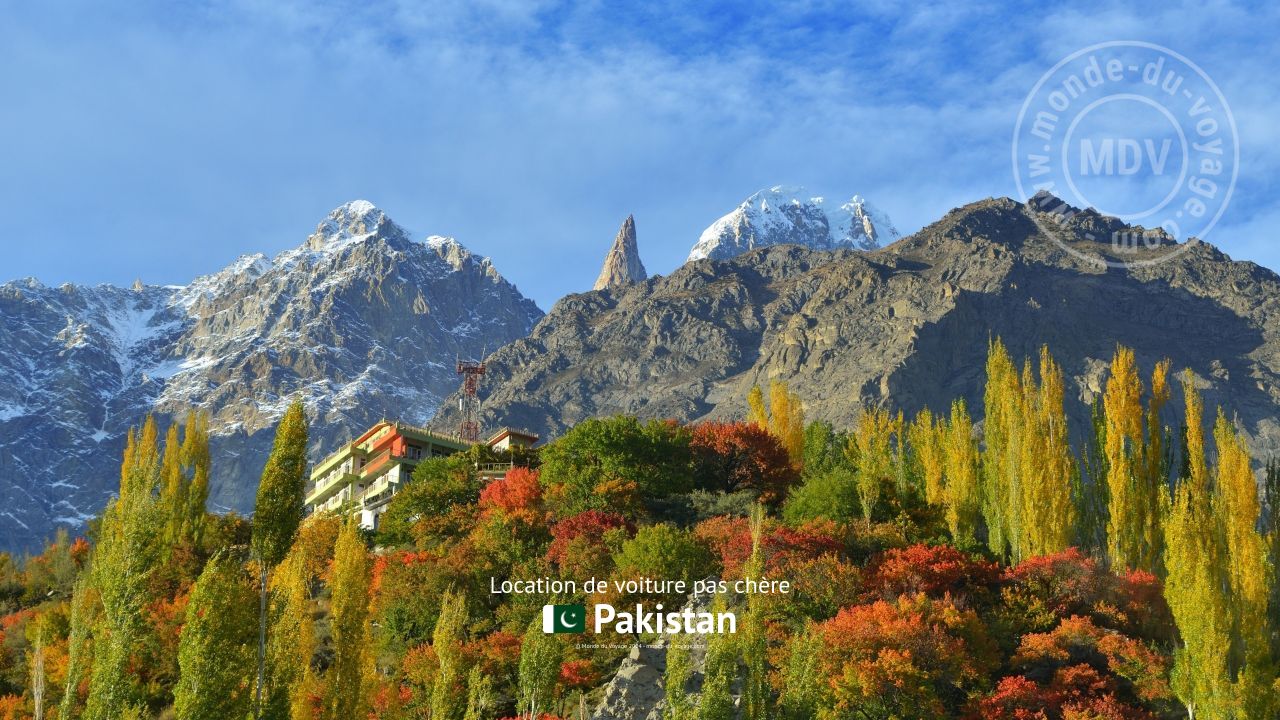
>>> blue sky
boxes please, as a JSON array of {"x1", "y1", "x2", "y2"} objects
[{"x1": 1, "y1": 0, "x2": 1277, "y2": 310}]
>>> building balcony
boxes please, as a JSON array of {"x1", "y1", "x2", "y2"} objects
[{"x1": 304, "y1": 471, "x2": 360, "y2": 506}]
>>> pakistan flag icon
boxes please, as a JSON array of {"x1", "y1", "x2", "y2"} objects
[{"x1": 543, "y1": 603, "x2": 587, "y2": 633}]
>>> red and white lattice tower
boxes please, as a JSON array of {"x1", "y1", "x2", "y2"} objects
[{"x1": 456, "y1": 357, "x2": 486, "y2": 443}]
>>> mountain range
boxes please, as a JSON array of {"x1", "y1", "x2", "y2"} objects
[
  {"x1": 8, "y1": 187, "x2": 1279, "y2": 554},
  {"x1": 433, "y1": 196, "x2": 1280, "y2": 470}
]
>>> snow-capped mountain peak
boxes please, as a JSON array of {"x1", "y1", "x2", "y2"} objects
[
  {"x1": 306, "y1": 199, "x2": 398, "y2": 252},
  {"x1": 687, "y1": 185, "x2": 900, "y2": 262}
]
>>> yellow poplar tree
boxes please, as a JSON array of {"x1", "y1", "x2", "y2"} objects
[
  {"x1": 769, "y1": 380, "x2": 806, "y2": 466},
  {"x1": 941, "y1": 399, "x2": 981, "y2": 545},
  {"x1": 326, "y1": 519, "x2": 370, "y2": 720},
  {"x1": 1164, "y1": 375, "x2": 1232, "y2": 720},
  {"x1": 745, "y1": 381, "x2": 806, "y2": 467},
  {"x1": 264, "y1": 548, "x2": 317, "y2": 720},
  {"x1": 159, "y1": 423, "x2": 186, "y2": 547},
  {"x1": 908, "y1": 408, "x2": 945, "y2": 507},
  {"x1": 849, "y1": 406, "x2": 901, "y2": 522},
  {"x1": 982, "y1": 338, "x2": 1021, "y2": 560},
  {"x1": 1103, "y1": 347, "x2": 1170, "y2": 573},
  {"x1": 747, "y1": 384, "x2": 768, "y2": 429},
  {"x1": 1213, "y1": 410, "x2": 1277, "y2": 717},
  {"x1": 1016, "y1": 346, "x2": 1076, "y2": 559}
]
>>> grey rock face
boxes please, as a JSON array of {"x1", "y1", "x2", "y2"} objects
[
  {"x1": 594, "y1": 215, "x2": 648, "y2": 291},
  {"x1": 0, "y1": 201, "x2": 543, "y2": 552},
  {"x1": 435, "y1": 196, "x2": 1280, "y2": 466},
  {"x1": 686, "y1": 185, "x2": 899, "y2": 262},
  {"x1": 591, "y1": 585, "x2": 720, "y2": 720}
]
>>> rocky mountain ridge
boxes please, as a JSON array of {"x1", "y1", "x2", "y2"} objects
[{"x1": 434, "y1": 195, "x2": 1280, "y2": 464}]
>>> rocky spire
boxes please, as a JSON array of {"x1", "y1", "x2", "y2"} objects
[{"x1": 593, "y1": 215, "x2": 647, "y2": 291}]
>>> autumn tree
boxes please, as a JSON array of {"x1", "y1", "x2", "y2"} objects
[
  {"x1": 325, "y1": 519, "x2": 369, "y2": 720},
  {"x1": 263, "y1": 548, "x2": 316, "y2": 720},
  {"x1": 940, "y1": 399, "x2": 981, "y2": 546},
  {"x1": 690, "y1": 421, "x2": 798, "y2": 503},
  {"x1": 1164, "y1": 375, "x2": 1233, "y2": 719},
  {"x1": 173, "y1": 552, "x2": 257, "y2": 720},
  {"x1": 819, "y1": 593, "x2": 998, "y2": 718},
  {"x1": 982, "y1": 338, "x2": 1021, "y2": 560},
  {"x1": 1103, "y1": 347, "x2": 1170, "y2": 573},
  {"x1": 849, "y1": 405, "x2": 904, "y2": 522},
  {"x1": 1016, "y1": 346, "x2": 1076, "y2": 559},
  {"x1": 1213, "y1": 410, "x2": 1277, "y2": 717},
  {"x1": 746, "y1": 381, "x2": 806, "y2": 467},
  {"x1": 908, "y1": 408, "x2": 945, "y2": 508},
  {"x1": 156, "y1": 411, "x2": 211, "y2": 551}
]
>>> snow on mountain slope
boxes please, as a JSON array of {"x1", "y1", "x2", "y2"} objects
[
  {"x1": 0, "y1": 201, "x2": 543, "y2": 552},
  {"x1": 687, "y1": 186, "x2": 900, "y2": 262}
]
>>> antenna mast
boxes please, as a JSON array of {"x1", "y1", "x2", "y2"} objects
[{"x1": 455, "y1": 355, "x2": 486, "y2": 443}]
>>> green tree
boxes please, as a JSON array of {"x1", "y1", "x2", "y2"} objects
[
  {"x1": 698, "y1": 594, "x2": 736, "y2": 720},
  {"x1": 663, "y1": 638, "x2": 695, "y2": 720},
  {"x1": 800, "y1": 420, "x2": 849, "y2": 479},
  {"x1": 83, "y1": 417, "x2": 164, "y2": 720},
  {"x1": 378, "y1": 454, "x2": 479, "y2": 547},
  {"x1": 613, "y1": 525, "x2": 715, "y2": 607},
  {"x1": 781, "y1": 466, "x2": 858, "y2": 525},
  {"x1": 741, "y1": 507, "x2": 770, "y2": 720},
  {"x1": 180, "y1": 410, "x2": 212, "y2": 548},
  {"x1": 59, "y1": 577, "x2": 95, "y2": 719},
  {"x1": 326, "y1": 518, "x2": 369, "y2": 720},
  {"x1": 173, "y1": 552, "x2": 257, "y2": 720},
  {"x1": 253, "y1": 400, "x2": 310, "y2": 566},
  {"x1": 429, "y1": 590, "x2": 469, "y2": 720},
  {"x1": 849, "y1": 405, "x2": 903, "y2": 522},
  {"x1": 517, "y1": 613, "x2": 561, "y2": 717},
  {"x1": 777, "y1": 623, "x2": 823, "y2": 720},
  {"x1": 1076, "y1": 397, "x2": 1110, "y2": 558},
  {"x1": 462, "y1": 666, "x2": 494, "y2": 720},
  {"x1": 159, "y1": 422, "x2": 187, "y2": 548},
  {"x1": 251, "y1": 399, "x2": 309, "y2": 718},
  {"x1": 538, "y1": 416, "x2": 692, "y2": 517}
]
